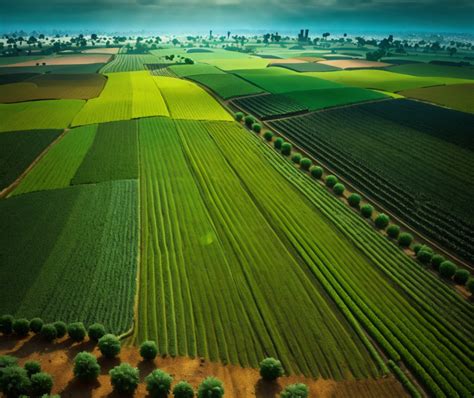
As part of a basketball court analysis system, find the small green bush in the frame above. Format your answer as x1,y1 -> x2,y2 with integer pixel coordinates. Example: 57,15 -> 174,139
263,131 -> 274,142
234,112 -> 243,122
73,352 -> 100,381
146,369 -> 173,397
197,377 -> 224,398
0,355 -> 18,369
412,243 -> 423,254
291,153 -> 302,164
259,357 -> 284,381
431,254 -> 445,270
67,322 -> 86,342
274,137 -> 284,149
0,366 -> 30,396
244,115 -> 255,128
360,204 -> 373,219
252,123 -> 262,133
374,213 -> 390,229
333,183 -> 345,196
88,323 -> 106,342
140,340 -> 158,361
347,193 -> 361,208
29,318 -> 44,334
398,232 -> 413,248
109,363 -> 139,394
467,278 -> 474,294
41,324 -> 57,342
417,249 -> 433,265
280,383 -> 309,398
173,381 -> 194,398
309,166 -> 323,179
98,334 -> 121,358
325,175 -> 338,188
386,224 -> 400,239
453,269 -> 470,285
24,360 -> 41,377
439,261 -> 457,279
13,318 -> 30,337
300,158 -> 312,171
281,142 -> 292,156
30,372 -> 53,396
0,315 -> 14,335
53,321 -> 67,339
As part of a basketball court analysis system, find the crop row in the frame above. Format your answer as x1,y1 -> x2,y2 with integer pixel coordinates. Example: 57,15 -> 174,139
232,93 -> 308,119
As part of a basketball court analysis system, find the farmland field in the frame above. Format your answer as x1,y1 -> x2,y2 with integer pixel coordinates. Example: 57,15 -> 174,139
232,93 -> 308,118
99,54 -> 161,72
169,63 -> 225,77
187,73 -> 264,99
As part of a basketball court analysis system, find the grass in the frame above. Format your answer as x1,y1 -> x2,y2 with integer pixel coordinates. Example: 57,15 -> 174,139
0,100 -> 85,132
0,129 -> 62,191
11,125 -> 97,196
201,57 -> 269,70
72,120 -> 139,184
188,73 -> 264,99
169,63 -> 225,77
388,63 -> 474,79
0,180 -> 138,334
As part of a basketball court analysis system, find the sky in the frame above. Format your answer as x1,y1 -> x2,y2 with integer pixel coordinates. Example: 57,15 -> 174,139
1,0 -> 473,34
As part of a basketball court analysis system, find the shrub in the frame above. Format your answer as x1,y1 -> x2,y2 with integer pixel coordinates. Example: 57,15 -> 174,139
274,137 -> 284,149
398,232 -> 413,248
412,243 -> 423,254
291,153 -> 302,164
439,261 -> 457,279
347,193 -> 361,208
333,183 -> 345,196
281,142 -> 292,156
197,377 -> 224,398
263,131 -> 274,142
24,360 -> 41,377
67,322 -> 86,342
109,363 -> 139,394
280,383 -> 309,398
146,369 -> 173,397
173,381 -> 194,398
29,318 -> 44,334
13,318 -> 30,337
417,249 -> 433,265
41,324 -> 57,342
374,213 -> 390,229
259,357 -> 284,381
73,352 -> 100,381
98,334 -> 121,358
309,166 -> 323,179
50,322 -> 66,340
453,269 -> 470,285
0,366 -> 30,396
234,112 -> 243,122
325,175 -> 338,188
431,254 -> 445,270
386,224 -> 400,239
244,115 -> 255,127
300,158 -> 312,171
30,372 -> 53,395
360,204 -> 373,219
252,123 -> 262,133
0,315 -> 14,335
140,341 -> 158,361
88,323 -> 106,342
467,278 -> 474,294
0,355 -> 18,369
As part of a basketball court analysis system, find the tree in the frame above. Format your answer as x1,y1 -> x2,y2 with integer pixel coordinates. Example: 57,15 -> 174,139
431,254 -> 445,270
173,380 -> 194,398
53,321 -> 67,338
412,243 -> 422,254
198,377 -> 224,398
300,158 -> 312,171
259,357 -> 284,381
281,142 -> 292,156
467,278 -> 474,295
0,315 -> 14,335
374,213 -> 390,229
360,204 -> 373,219
98,334 -> 121,358
234,112 -> 243,122
439,261 -> 457,279
146,369 -> 173,397
13,318 -> 30,336
347,193 -> 361,208
453,269 -> 470,285
291,153 -> 302,164
398,232 -> 413,248
29,318 -> 44,334
30,372 -> 54,395
24,360 -> 41,377
386,224 -> 400,239
333,183 -> 345,196
88,323 -> 106,342
274,137 -> 284,150
74,352 -> 100,381
68,322 -> 86,342
0,355 -> 17,369
263,131 -> 274,142
325,175 -> 338,188
244,115 -> 255,128
0,366 -> 30,396
310,166 -> 323,179
41,323 -> 58,342
109,363 -> 139,394
91,33 -> 98,41
252,123 -> 262,133
417,249 -> 433,265
140,341 -> 158,361
280,383 -> 309,398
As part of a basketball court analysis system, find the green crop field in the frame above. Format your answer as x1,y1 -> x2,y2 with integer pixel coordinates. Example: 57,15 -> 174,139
99,54 -> 161,72
0,180 -> 138,333
388,63 -> 474,79
270,62 -> 340,72
201,57 -> 270,70
0,129 -> 62,191
188,73 -> 265,99
232,93 -> 308,118
169,63 -> 225,77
